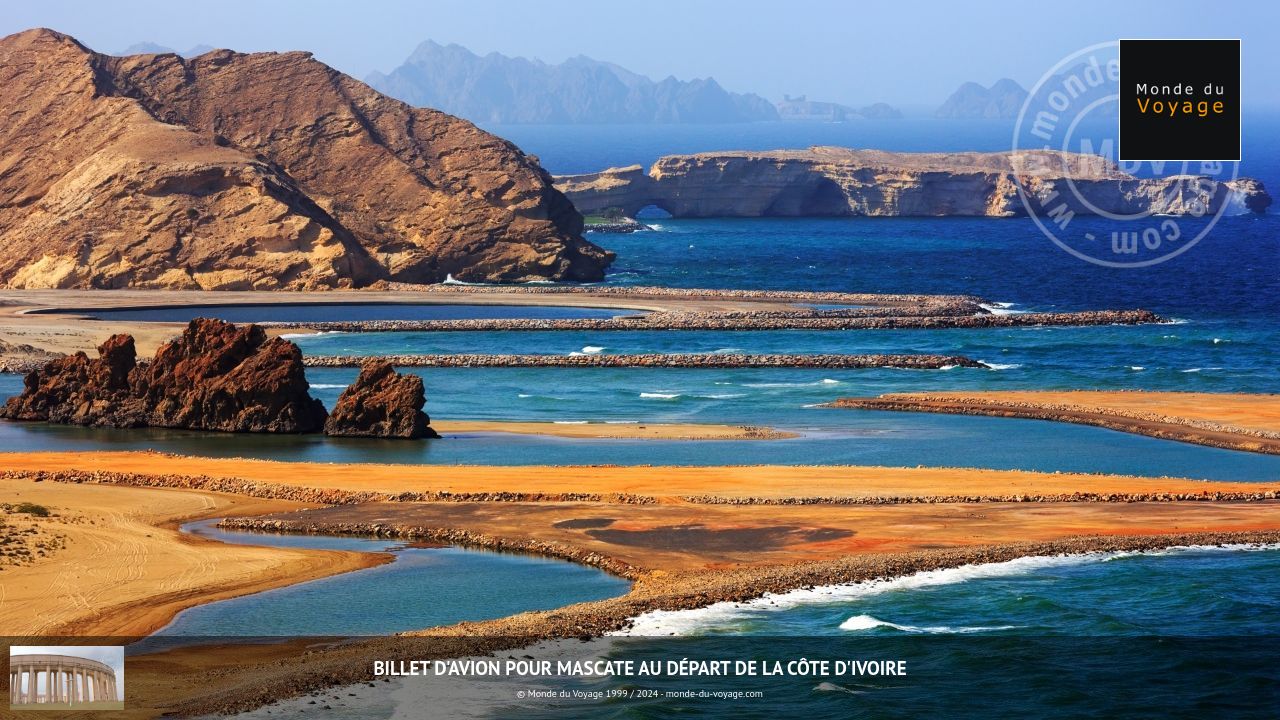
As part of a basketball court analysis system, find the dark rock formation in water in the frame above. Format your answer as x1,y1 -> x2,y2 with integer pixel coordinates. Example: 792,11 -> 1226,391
556,147 -> 1272,218
0,318 -> 327,433
324,360 -> 438,439
0,334 -> 143,426
366,40 -> 779,124
133,319 -> 328,433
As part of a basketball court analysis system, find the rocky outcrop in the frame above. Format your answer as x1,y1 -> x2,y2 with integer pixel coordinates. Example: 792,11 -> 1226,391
0,28 -> 611,289
324,361 -> 438,439
367,40 -> 779,124
0,318 -> 327,433
132,319 -> 328,433
555,147 -> 1271,218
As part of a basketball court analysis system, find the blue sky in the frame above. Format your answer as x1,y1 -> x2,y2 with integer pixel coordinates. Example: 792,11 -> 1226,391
3,0 -> 1276,108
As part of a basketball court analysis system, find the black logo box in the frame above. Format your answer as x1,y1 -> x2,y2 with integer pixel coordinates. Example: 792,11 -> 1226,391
1119,39 -> 1240,162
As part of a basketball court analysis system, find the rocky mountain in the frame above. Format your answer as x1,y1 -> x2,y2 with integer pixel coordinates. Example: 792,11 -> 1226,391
776,96 -> 902,121
555,147 -> 1271,218
935,78 -> 1028,119
0,28 -> 611,289
366,41 -> 779,124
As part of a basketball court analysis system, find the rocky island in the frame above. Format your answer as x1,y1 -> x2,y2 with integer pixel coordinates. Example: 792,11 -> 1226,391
555,147 -> 1271,218
0,29 -> 612,290
0,318 -> 436,439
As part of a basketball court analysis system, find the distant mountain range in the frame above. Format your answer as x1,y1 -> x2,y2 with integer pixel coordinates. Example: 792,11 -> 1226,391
116,41 -> 214,57
366,41 -> 780,124
776,95 -> 902,121
934,78 -> 1028,119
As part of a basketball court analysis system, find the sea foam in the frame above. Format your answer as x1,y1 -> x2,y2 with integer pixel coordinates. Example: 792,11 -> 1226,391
613,544 -> 1280,637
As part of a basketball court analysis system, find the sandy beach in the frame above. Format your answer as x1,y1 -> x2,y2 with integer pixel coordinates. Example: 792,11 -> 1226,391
0,478 -> 385,637
834,390 -> 1280,454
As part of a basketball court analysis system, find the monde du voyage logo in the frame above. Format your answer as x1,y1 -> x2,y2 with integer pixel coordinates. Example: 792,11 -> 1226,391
1013,39 -> 1244,268
1120,39 -> 1241,162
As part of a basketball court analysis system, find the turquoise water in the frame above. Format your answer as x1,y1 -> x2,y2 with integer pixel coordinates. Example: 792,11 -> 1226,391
152,521 -> 629,637
4,371 -> 1280,479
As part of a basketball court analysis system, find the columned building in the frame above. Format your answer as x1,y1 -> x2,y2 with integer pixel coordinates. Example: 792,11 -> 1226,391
9,654 -> 119,706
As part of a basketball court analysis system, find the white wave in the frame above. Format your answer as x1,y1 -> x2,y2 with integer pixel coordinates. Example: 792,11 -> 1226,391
743,379 -> 843,389
1165,318 -> 1191,325
838,614 -> 1017,634
639,392 -> 681,399
442,273 -> 490,286
1130,366 -> 1146,371
614,544 -> 1280,637
1223,189 -> 1252,216
308,383 -> 349,390
698,393 -> 747,400
979,302 -> 1027,316
1212,338 -> 1228,344
940,365 -> 957,370
604,420 -> 638,424
984,363 -> 1022,371
709,348 -> 742,354
1180,367 -> 1222,373
580,346 -> 606,354
517,393 -> 533,398
281,330 -> 346,339
647,223 -> 666,231
553,420 -> 588,425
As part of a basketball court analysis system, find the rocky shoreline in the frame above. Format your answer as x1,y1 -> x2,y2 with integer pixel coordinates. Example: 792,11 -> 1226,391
151,524 -> 1280,717
833,394 -> 1280,455
269,308 -> 1162,334
302,353 -> 986,369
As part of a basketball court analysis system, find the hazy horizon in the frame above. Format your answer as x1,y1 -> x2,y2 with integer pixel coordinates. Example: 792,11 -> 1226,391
3,1 -> 1278,110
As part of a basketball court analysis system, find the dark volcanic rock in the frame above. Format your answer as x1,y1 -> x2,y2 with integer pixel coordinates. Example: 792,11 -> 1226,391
324,360 -> 438,439
0,334 -> 144,426
132,319 -> 327,433
0,318 -> 327,433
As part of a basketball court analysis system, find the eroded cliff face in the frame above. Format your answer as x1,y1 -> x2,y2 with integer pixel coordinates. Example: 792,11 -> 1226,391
0,29 -> 612,289
556,147 -> 1272,219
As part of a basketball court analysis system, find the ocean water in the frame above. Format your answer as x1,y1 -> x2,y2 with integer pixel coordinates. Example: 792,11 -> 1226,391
149,521 -> 629,637
505,546 -> 1280,719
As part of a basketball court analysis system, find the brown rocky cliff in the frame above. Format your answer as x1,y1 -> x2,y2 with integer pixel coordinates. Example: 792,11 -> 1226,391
0,29 -> 612,289
556,147 -> 1271,218
324,360 -> 438,439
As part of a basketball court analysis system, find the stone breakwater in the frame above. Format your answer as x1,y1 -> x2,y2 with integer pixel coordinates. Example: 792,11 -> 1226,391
269,308 -> 1162,334
833,395 -> 1280,455
12,468 -> 1275,506
2,469 -> 657,506
302,353 -> 986,369
368,283 -> 987,306
156,527 -> 1280,717
683,490 -> 1280,504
